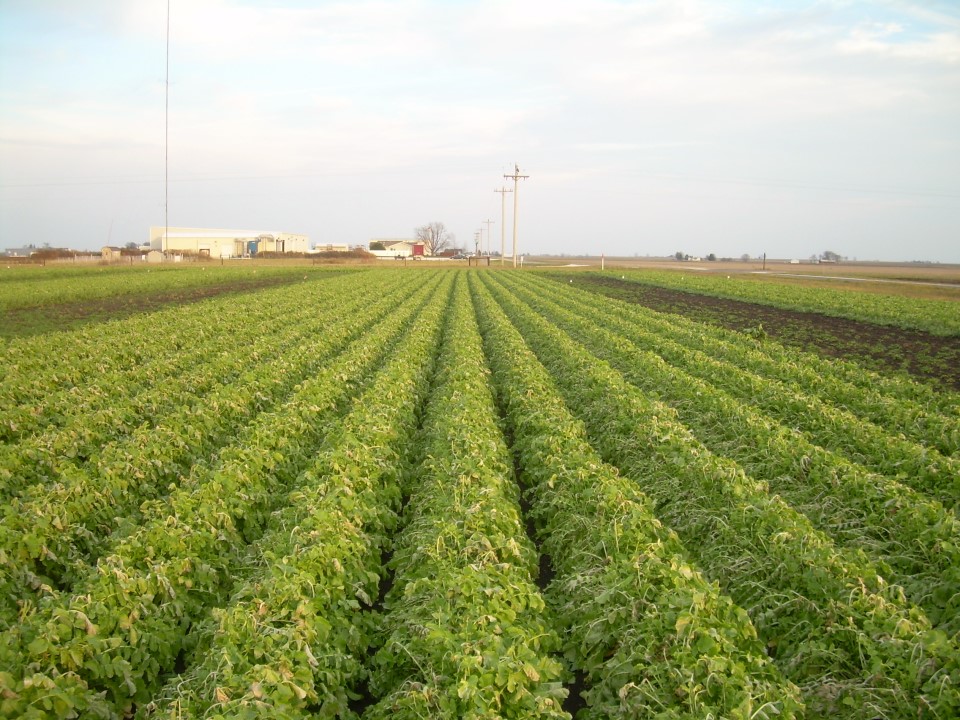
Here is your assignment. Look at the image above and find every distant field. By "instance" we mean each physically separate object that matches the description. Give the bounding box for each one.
[553,267,960,335]
[2,267,959,718]
[538,262,960,388]
[0,263,349,339]
[527,255,960,282]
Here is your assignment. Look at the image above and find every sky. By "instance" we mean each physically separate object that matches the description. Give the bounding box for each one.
[1,0,959,262]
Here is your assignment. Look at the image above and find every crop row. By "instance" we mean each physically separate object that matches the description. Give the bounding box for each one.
[470,274,803,718]
[362,277,569,719]
[499,272,960,630]
[0,274,421,626]
[0,263,331,313]
[3,267,956,719]
[597,269,960,336]
[482,271,960,719]
[139,273,453,718]
[0,319,282,497]
[0,274,442,718]
[536,272,960,452]
[526,273,960,497]
[538,272,960,486]
[0,270,349,442]
[0,275,367,501]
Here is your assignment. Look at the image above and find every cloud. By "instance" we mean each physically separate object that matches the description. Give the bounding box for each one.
[121,0,434,64]
[1,0,958,261]
[838,23,960,62]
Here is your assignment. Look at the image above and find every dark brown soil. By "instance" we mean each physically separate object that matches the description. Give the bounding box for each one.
[558,274,960,392]
[1,276,305,340]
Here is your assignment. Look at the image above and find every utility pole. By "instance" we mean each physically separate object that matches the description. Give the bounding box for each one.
[494,186,512,266]
[483,219,495,257]
[503,164,529,268]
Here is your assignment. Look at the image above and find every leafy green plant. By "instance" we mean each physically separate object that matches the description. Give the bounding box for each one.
[470,274,803,718]
[529,272,960,452]
[0,274,442,717]
[483,271,960,719]
[0,275,425,625]
[140,275,451,718]
[364,276,569,720]
[500,271,960,631]
[586,268,960,336]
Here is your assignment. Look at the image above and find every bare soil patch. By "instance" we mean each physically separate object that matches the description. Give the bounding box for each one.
[565,274,960,391]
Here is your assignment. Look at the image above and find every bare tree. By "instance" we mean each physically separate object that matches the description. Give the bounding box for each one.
[415,222,454,256]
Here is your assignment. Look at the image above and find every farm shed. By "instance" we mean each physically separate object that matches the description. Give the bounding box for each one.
[368,239,428,258]
[148,227,309,258]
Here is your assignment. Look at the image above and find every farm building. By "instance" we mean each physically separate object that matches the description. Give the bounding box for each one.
[148,227,309,258]
[101,246,124,261]
[368,238,428,258]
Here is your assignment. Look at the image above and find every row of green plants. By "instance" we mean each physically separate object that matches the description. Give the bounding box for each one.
[1,301,262,442]
[483,272,960,719]
[362,277,569,719]
[500,272,960,632]
[470,275,804,718]
[538,273,960,450]
[525,273,960,500]
[0,325,284,495]
[0,274,420,626]
[140,274,452,718]
[0,275,441,718]
[589,269,960,336]
[0,269,357,442]
[0,263,337,313]
[0,275,370,499]
[3,266,956,718]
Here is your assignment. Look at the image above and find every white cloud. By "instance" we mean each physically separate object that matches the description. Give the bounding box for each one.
[838,21,960,62]
[1,0,958,261]
[122,0,434,64]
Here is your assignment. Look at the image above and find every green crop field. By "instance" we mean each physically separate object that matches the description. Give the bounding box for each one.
[550,267,960,388]
[1,266,958,719]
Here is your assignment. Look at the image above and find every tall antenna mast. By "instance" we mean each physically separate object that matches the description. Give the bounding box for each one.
[493,186,512,266]
[165,0,170,250]
[503,163,529,268]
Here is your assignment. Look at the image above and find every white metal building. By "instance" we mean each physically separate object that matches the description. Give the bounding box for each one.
[149,227,310,258]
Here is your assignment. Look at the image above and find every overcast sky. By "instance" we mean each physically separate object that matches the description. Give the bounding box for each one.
[1,0,958,262]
